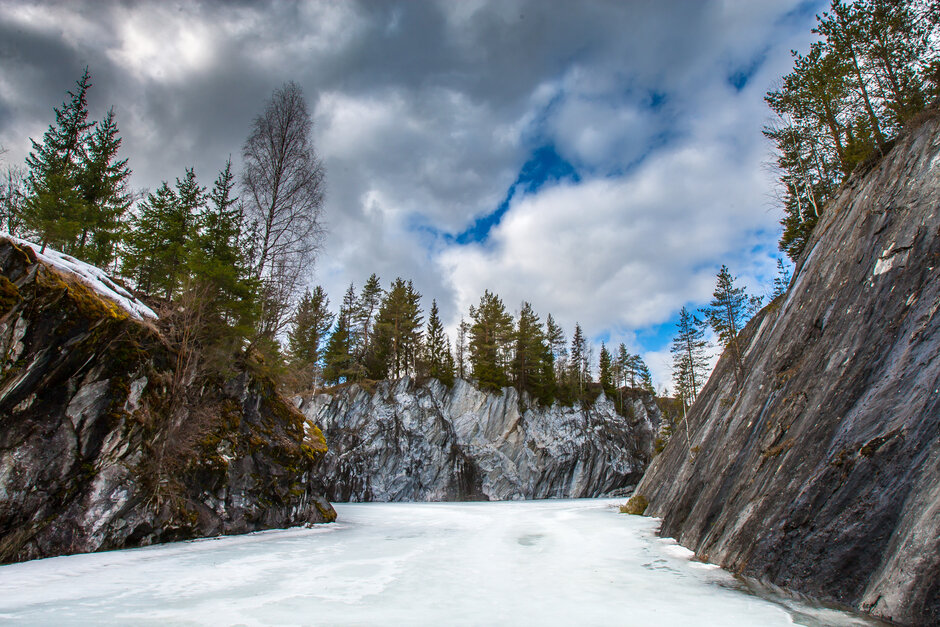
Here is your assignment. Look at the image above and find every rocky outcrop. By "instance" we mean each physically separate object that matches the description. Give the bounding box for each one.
[300,377,660,501]
[635,112,940,625]
[0,237,336,564]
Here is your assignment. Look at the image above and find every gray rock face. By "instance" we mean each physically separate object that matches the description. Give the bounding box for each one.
[301,377,659,501]
[0,238,336,564]
[635,112,940,626]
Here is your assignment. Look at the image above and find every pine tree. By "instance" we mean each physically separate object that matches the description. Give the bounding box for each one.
[670,306,710,405]
[339,283,363,379]
[635,356,655,394]
[355,273,383,359]
[469,290,514,392]
[616,344,630,388]
[702,265,748,387]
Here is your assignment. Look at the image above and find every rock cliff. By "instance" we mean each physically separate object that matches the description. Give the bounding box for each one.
[300,377,660,501]
[635,111,940,625]
[0,237,336,564]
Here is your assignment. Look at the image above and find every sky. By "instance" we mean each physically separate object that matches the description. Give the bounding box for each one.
[0,0,824,390]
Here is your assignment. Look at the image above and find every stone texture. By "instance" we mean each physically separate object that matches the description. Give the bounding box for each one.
[635,111,940,626]
[301,377,660,501]
[0,238,336,564]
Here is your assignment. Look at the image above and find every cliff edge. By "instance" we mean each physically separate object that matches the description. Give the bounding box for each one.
[301,377,660,501]
[635,111,940,625]
[0,237,336,563]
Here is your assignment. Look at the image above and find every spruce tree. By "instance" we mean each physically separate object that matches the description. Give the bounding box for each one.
[322,313,352,385]
[369,278,423,379]
[469,290,514,392]
[598,343,614,396]
[289,286,334,381]
[188,159,257,342]
[423,299,454,386]
[123,182,178,295]
[568,323,587,395]
[23,69,94,252]
[511,302,550,402]
[76,107,131,266]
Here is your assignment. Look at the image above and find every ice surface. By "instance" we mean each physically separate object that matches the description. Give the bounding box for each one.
[1,233,157,320]
[0,499,879,626]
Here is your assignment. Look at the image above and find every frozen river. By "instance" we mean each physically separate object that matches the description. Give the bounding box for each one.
[0,499,878,626]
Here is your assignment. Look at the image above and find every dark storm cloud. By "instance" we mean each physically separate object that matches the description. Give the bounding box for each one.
[0,0,822,386]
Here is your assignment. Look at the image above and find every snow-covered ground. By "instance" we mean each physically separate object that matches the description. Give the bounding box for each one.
[1,233,157,320]
[0,499,876,626]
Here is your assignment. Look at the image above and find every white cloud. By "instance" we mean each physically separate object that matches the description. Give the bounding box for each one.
[0,0,822,394]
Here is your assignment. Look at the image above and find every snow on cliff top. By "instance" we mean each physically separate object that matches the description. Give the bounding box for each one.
[2,233,158,320]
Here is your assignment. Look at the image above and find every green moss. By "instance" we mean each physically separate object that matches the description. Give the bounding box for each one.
[0,275,20,317]
[620,494,649,515]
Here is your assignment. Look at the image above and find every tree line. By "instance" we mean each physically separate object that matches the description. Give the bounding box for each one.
[766,0,939,260]
[0,70,324,369]
[288,277,655,406]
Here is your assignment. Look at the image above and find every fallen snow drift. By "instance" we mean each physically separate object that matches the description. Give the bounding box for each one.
[0,499,878,626]
[1,233,157,320]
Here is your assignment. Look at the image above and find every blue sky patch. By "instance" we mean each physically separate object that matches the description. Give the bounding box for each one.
[455,144,579,244]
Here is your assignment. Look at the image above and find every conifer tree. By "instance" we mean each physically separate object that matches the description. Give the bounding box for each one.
[568,323,587,395]
[670,306,709,404]
[423,299,454,386]
[289,286,334,383]
[322,312,353,385]
[702,265,748,387]
[355,273,383,358]
[635,356,655,394]
[369,278,423,379]
[188,160,257,342]
[123,182,178,294]
[771,258,792,299]
[511,302,550,402]
[616,344,630,388]
[546,313,567,383]
[455,317,470,380]
[76,107,131,266]
[23,69,94,252]
[598,343,614,395]
[469,290,514,391]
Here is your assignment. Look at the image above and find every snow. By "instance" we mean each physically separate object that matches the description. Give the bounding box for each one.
[0,499,878,626]
[1,233,157,320]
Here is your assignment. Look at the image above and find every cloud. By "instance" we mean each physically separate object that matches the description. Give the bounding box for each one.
[0,0,823,389]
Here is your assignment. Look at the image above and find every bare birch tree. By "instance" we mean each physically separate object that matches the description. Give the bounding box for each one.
[242,81,325,338]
